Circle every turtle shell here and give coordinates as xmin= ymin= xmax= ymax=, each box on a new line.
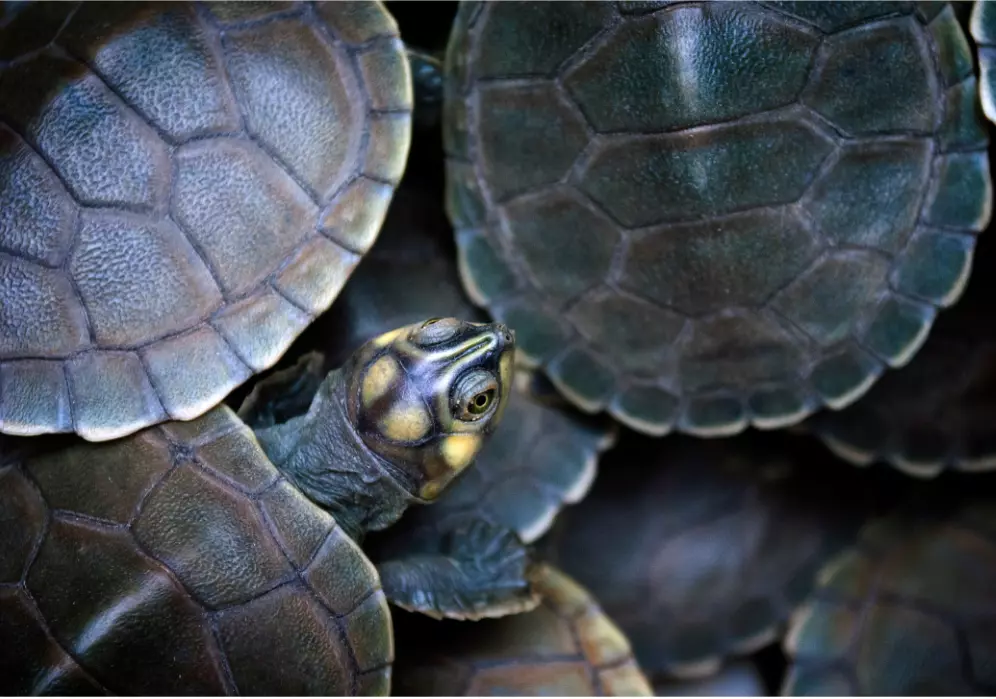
xmin=0 ymin=406 xmax=393 ymax=694
xmin=0 ymin=1 xmax=412 ymax=441
xmin=544 ymin=434 xmax=876 ymax=679
xmin=783 ymin=494 xmax=996 ymax=695
xmin=806 ymin=234 xmax=996 ymax=477
xmin=304 ymin=184 xmax=614 ymax=544
xmin=445 ymin=1 xmax=992 ymax=436
xmin=972 ymin=0 xmax=996 ymax=123
xmin=391 ymin=563 xmax=653 ymax=696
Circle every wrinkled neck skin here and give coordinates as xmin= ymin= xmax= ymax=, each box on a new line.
xmin=253 ymin=366 xmax=415 ymax=543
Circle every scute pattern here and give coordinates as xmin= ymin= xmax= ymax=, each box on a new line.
xmin=784 ymin=499 xmax=996 ymax=695
xmin=0 ymin=1 xmax=413 ymax=441
xmin=0 ymin=406 xmax=392 ymax=695
xmin=446 ymin=1 xmax=991 ymax=435
xmin=807 ymin=241 xmax=996 ymax=477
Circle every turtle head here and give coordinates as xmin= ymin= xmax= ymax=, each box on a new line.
xmin=346 ymin=317 xmax=515 ymax=501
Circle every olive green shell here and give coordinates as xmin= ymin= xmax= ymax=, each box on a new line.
xmin=807 ymin=235 xmax=996 ymax=477
xmin=445 ymin=1 xmax=991 ymax=437
xmin=0 ymin=407 xmax=392 ymax=695
xmin=784 ymin=495 xmax=996 ymax=695
xmin=392 ymin=564 xmax=653 ymax=696
xmin=0 ymin=1 xmax=411 ymax=442
xmin=545 ymin=434 xmax=871 ymax=679
xmin=313 ymin=186 xmax=614 ymax=543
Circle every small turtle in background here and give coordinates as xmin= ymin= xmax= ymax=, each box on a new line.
xmin=784 ymin=484 xmax=996 ymax=695
xmin=0 ymin=1 xmax=411 ymax=441
xmin=0 ymin=316 xmax=515 ymax=695
xmin=542 ymin=433 xmax=893 ymax=681
xmin=445 ymin=1 xmax=991 ymax=437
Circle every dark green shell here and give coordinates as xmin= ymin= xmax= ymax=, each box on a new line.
xmin=445 ymin=1 xmax=991 ymax=437
xmin=309 ymin=186 xmax=613 ymax=543
xmin=0 ymin=407 xmax=392 ymax=695
xmin=784 ymin=495 xmax=996 ymax=695
xmin=807 ymin=234 xmax=996 ymax=477
xmin=392 ymin=564 xmax=652 ymax=696
xmin=0 ymin=1 xmax=411 ymax=442
xmin=545 ymin=434 xmax=872 ymax=679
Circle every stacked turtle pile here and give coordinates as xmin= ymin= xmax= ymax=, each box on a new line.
xmin=3 ymin=1 xmax=996 ymax=695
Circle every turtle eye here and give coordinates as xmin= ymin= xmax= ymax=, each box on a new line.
xmin=467 ymin=389 xmax=495 ymax=415
xmin=452 ymin=369 xmax=499 ymax=421
xmin=411 ymin=317 xmax=460 ymax=346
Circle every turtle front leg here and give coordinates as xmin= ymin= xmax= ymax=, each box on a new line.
xmin=377 ymin=519 xmax=540 ymax=620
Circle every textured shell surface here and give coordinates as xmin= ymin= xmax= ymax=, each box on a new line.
xmin=445 ymin=1 xmax=992 ymax=437
xmin=391 ymin=563 xmax=653 ymax=696
xmin=784 ymin=493 xmax=996 ymax=695
xmin=0 ymin=406 xmax=393 ymax=695
xmin=0 ymin=1 xmax=412 ymax=442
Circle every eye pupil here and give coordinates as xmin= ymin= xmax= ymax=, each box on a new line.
xmin=467 ymin=389 xmax=494 ymax=415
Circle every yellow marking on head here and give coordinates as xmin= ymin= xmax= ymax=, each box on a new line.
xmin=419 ymin=480 xmax=443 ymax=500
xmin=440 ymin=434 xmax=481 ymax=473
xmin=379 ymin=399 xmax=432 ymax=442
xmin=499 ymin=352 xmax=513 ymax=393
xmin=362 ymin=355 xmax=401 ymax=407
xmin=372 ymin=328 xmax=404 ymax=348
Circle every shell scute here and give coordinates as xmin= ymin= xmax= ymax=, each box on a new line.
xmin=133 ymin=462 xmax=293 ymax=608
xmin=27 ymin=517 xmax=228 ymax=694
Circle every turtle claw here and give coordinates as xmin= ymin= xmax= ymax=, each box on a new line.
xmin=377 ymin=519 xmax=540 ymax=620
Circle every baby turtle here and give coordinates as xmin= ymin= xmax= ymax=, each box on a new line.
xmin=445 ymin=1 xmax=991 ymax=436
xmin=241 ymin=184 xmax=613 ymax=619
xmin=391 ymin=564 xmax=653 ymax=696
xmin=784 ymin=491 xmax=996 ymax=695
xmin=0 ymin=317 xmax=514 ymax=694
xmin=544 ymin=433 xmax=876 ymax=680
xmin=0 ymin=1 xmax=412 ymax=441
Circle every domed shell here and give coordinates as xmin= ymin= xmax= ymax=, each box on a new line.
xmin=784 ymin=496 xmax=996 ymax=695
xmin=392 ymin=564 xmax=653 ymax=696
xmin=807 ymin=235 xmax=996 ymax=478
xmin=445 ymin=1 xmax=991 ymax=436
xmin=544 ymin=434 xmax=871 ymax=679
xmin=0 ymin=406 xmax=393 ymax=695
xmin=0 ymin=1 xmax=412 ymax=441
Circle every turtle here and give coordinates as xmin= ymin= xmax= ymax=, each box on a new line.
xmin=541 ymin=432 xmax=887 ymax=682
xmin=804 ymin=232 xmax=996 ymax=478
xmin=783 ymin=488 xmax=996 ymax=695
xmin=390 ymin=563 xmax=653 ymax=696
xmin=654 ymin=661 xmax=767 ymax=697
xmin=0 ymin=315 xmax=516 ymax=695
xmin=443 ymin=1 xmax=992 ymax=437
xmin=0 ymin=0 xmax=412 ymax=442
xmin=239 ymin=178 xmax=614 ymax=619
